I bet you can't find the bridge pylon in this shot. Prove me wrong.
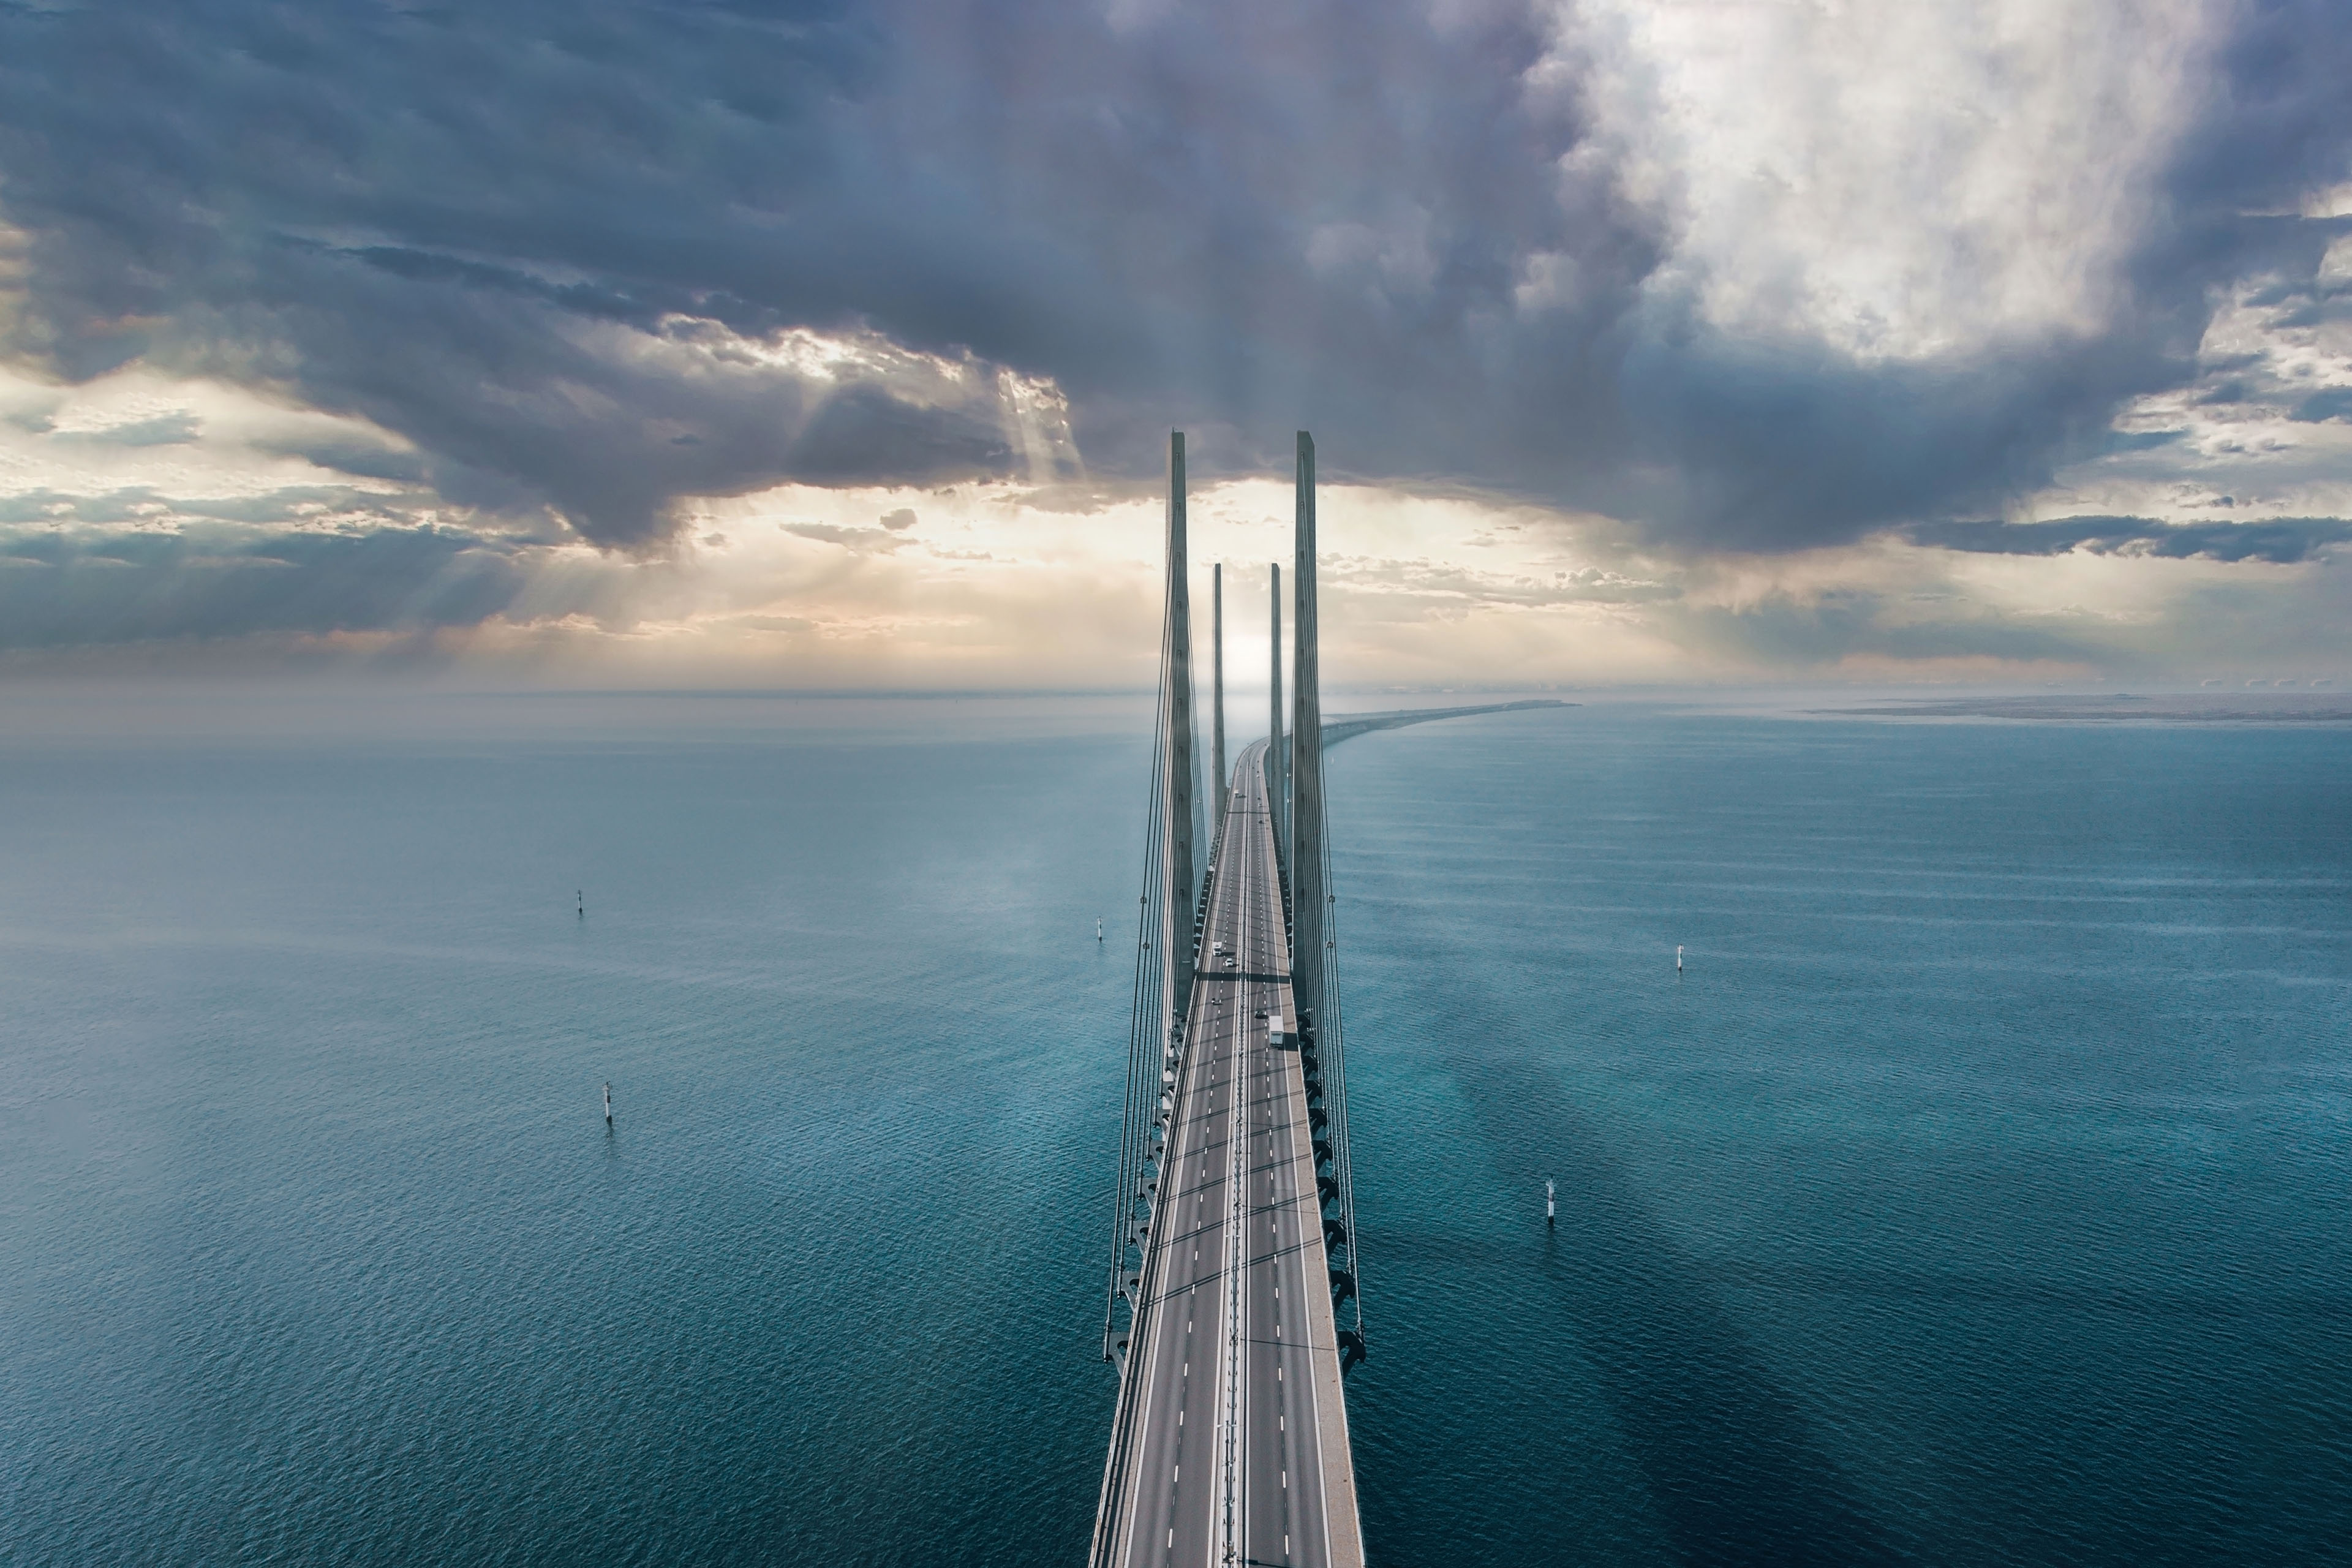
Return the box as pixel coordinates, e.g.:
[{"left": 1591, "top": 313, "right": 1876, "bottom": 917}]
[
  {"left": 1289, "top": 432, "right": 1322, "bottom": 1022},
  {"left": 1101, "top": 432, "right": 1203, "bottom": 1379},
  {"left": 1160, "top": 431, "right": 1203, "bottom": 1036},
  {"left": 1212, "top": 563, "right": 1227, "bottom": 824},
  {"left": 1268, "top": 560, "right": 1284, "bottom": 870}
]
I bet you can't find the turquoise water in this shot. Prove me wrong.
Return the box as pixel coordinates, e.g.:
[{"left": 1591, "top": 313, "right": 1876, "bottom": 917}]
[{"left": 3, "top": 697, "right": 2347, "bottom": 1564}]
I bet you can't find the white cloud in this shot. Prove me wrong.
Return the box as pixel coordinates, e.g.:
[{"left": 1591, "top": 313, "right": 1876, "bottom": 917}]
[
  {"left": 0, "top": 363, "right": 424, "bottom": 508},
  {"left": 1553, "top": 0, "right": 2223, "bottom": 359}
]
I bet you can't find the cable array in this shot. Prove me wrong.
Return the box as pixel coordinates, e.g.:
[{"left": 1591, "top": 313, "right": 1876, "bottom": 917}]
[
  {"left": 1095, "top": 608, "right": 1212, "bottom": 1564},
  {"left": 1103, "top": 651, "right": 1170, "bottom": 1368},
  {"left": 1313, "top": 801, "right": 1365, "bottom": 1363}
]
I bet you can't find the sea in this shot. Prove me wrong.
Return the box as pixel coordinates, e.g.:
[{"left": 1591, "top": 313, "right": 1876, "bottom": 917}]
[{"left": 2, "top": 692, "right": 2346, "bottom": 1566}]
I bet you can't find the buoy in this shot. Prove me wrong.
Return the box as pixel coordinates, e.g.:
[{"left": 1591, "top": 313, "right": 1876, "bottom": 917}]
[
  {"left": 1546, "top": 1179, "right": 1556, "bottom": 1227},
  {"left": 603, "top": 1082, "right": 612, "bottom": 1123},
  {"left": 1676, "top": 944, "right": 1684, "bottom": 974},
  {"left": 1096, "top": 918, "right": 1104, "bottom": 942},
  {"left": 578, "top": 889, "right": 584, "bottom": 919}
]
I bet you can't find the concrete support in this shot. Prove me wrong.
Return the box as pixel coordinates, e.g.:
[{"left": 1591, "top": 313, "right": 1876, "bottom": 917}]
[
  {"left": 1288, "top": 432, "right": 1324, "bottom": 1027},
  {"left": 1160, "top": 433, "right": 1202, "bottom": 1043},
  {"left": 1212, "top": 564, "right": 1227, "bottom": 824},
  {"left": 1268, "top": 562, "right": 1284, "bottom": 865}
]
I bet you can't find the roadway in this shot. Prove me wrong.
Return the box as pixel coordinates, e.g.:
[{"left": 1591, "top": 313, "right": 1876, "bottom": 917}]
[{"left": 1095, "top": 739, "right": 1363, "bottom": 1568}]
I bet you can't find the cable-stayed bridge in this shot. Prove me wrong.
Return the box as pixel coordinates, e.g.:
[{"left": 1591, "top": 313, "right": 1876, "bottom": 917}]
[{"left": 1090, "top": 432, "right": 1564, "bottom": 1567}]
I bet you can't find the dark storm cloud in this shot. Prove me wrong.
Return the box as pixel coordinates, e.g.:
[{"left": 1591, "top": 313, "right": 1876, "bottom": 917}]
[
  {"left": 0, "top": 0, "right": 2348, "bottom": 552},
  {"left": 1906, "top": 516, "right": 2352, "bottom": 565},
  {"left": 252, "top": 435, "right": 431, "bottom": 486},
  {"left": 0, "top": 520, "right": 535, "bottom": 648}
]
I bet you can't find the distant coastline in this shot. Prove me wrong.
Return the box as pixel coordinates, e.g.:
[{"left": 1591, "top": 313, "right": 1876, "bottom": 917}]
[{"left": 1815, "top": 693, "right": 2352, "bottom": 723}]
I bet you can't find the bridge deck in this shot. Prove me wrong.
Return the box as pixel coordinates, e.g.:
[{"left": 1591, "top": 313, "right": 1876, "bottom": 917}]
[{"left": 1096, "top": 740, "right": 1363, "bottom": 1568}]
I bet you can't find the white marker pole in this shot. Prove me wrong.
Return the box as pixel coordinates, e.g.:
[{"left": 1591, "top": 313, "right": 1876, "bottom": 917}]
[
  {"left": 1676, "top": 944, "right": 1684, "bottom": 974},
  {"left": 603, "top": 1082, "right": 612, "bottom": 1123},
  {"left": 1546, "top": 1179, "right": 1556, "bottom": 1227}
]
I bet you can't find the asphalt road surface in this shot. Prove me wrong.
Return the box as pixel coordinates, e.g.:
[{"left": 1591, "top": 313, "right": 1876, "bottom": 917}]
[{"left": 1097, "top": 741, "right": 1363, "bottom": 1568}]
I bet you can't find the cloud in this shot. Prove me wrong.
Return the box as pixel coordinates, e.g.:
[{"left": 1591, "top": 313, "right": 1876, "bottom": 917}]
[
  {"left": 0, "top": 470, "right": 2343, "bottom": 686},
  {"left": 0, "top": 0, "right": 2350, "bottom": 696},
  {"left": 781, "top": 520, "right": 911, "bottom": 553},
  {"left": 0, "top": 0, "right": 2342, "bottom": 560},
  {"left": 0, "top": 522, "right": 541, "bottom": 649},
  {"left": 0, "top": 1, "right": 1068, "bottom": 546},
  {"left": 50, "top": 412, "right": 203, "bottom": 447},
  {"left": 1329, "top": 554, "right": 1680, "bottom": 612},
  {"left": 1672, "top": 590, "right": 2108, "bottom": 673},
  {"left": 0, "top": 484, "right": 419, "bottom": 528},
  {"left": 1906, "top": 515, "right": 2352, "bottom": 564}
]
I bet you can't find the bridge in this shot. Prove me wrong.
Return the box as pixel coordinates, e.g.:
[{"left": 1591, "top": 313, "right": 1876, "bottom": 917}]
[{"left": 1090, "top": 432, "right": 1565, "bottom": 1567}]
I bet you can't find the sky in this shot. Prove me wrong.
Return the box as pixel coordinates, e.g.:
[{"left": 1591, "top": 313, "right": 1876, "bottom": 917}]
[{"left": 1, "top": 0, "right": 2348, "bottom": 691}]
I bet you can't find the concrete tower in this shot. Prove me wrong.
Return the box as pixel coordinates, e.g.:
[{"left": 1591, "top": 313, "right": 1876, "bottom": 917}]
[
  {"left": 1268, "top": 562, "right": 1284, "bottom": 864},
  {"left": 1160, "top": 433, "right": 1202, "bottom": 1043},
  {"left": 1287, "top": 432, "right": 1324, "bottom": 1027},
  {"left": 1212, "top": 564, "right": 1227, "bottom": 825}
]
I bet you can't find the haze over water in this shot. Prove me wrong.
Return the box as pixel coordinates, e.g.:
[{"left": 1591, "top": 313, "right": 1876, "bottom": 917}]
[{"left": 4, "top": 695, "right": 2346, "bottom": 1565}]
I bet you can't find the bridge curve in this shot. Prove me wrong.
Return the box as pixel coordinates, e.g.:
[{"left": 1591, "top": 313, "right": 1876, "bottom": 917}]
[{"left": 1321, "top": 698, "right": 1572, "bottom": 749}]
